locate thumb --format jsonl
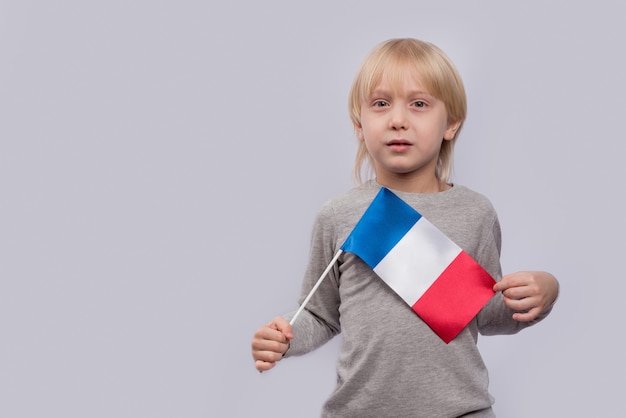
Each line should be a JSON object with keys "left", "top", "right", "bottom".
{"left": 270, "top": 316, "right": 294, "bottom": 341}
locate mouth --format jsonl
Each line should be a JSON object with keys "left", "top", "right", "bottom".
{"left": 387, "top": 139, "right": 413, "bottom": 152}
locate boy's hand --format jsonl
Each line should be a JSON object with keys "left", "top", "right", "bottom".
{"left": 493, "top": 271, "right": 559, "bottom": 322}
{"left": 252, "top": 316, "right": 293, "bottom": 372}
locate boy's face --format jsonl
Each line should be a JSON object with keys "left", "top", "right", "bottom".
{"left": 357, "top": 73, "right": 459, "bottom": 192}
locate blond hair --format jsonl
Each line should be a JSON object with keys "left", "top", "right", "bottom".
{"left": 348, "top": 38, "right": 467, "bottom": 184}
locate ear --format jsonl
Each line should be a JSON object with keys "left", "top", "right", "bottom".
{"left": 355, "top": 124, "right": 364, "bottom": 141}
{"left": 443, "top": 120, "right": 462, "bottom": 141}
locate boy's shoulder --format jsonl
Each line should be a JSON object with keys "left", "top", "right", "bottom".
{"left": 316, "top": 183, "right": 379, "bottom": 221}
{"left": 447, "top": 184, "right": 495, "bottom": 208}
{"left": 328, "top": 183, "right": 379, "bottom": 206}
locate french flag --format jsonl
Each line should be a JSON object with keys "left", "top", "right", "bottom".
{"left": 341, "top": 187, "right": 496, "bottom": 343}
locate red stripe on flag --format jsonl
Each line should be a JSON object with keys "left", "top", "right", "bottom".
{"left": 412, "top": 251, "right": 496, "bottom": 343}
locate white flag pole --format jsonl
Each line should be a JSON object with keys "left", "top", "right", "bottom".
{"left": 289, "top": 249, "right": 343, "bottom": 326}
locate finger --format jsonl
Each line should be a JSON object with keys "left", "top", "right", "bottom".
{"left": 494, "top": 271, "right": 532, "bottom": 292}
{"left": 511, "top": 307, "right": 541, "bottom": 322}
{"left": 256, "top": 327, "right": 288, "bottom": 345}
{"left": 492, "top": 281, "right": 507, "bottom": 293}
{"left": 503, "top": 294, "right": 548, "bottom": 322}
{"left": 255, "top": 359, "right": 276, "bottom": 372}
{"left": 255, "top": 320, "right": 291, "bottom": 344}
{"left": 502, "top": 295, "right": 538, "bottom": 312}
{"left": 251, "top": 338, "right": 290, "bottom": 358}
{"left": 501, "top": 285, "right": 533, "bottom": 300}
{"left": 253, "top": 346, "right": 286, "bottom": 362}
{"left": 252, "top": 342, "right": 290, "bottom": 372}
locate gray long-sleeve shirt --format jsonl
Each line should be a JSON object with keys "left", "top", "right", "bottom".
{"left": 284, "top": 181, "right": 550, "bottom": 417}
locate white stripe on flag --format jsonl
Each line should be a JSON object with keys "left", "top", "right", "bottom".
{"left": 374, "top": 217, "right": 462, "bottom": 306}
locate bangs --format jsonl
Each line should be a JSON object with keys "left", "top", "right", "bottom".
{"left": 356, "top": 46, "right": 440, "bottom": 103}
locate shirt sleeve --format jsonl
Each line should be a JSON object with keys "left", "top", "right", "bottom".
{"left": 283, "top": 201, "right": 342, "bottom": 357}
{"left": 476, "top": 208, "right": 553, "bottom": 335}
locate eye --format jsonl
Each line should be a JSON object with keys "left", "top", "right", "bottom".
{"left": 412, "top": 101, "right": 427, "bottom": 108}
{"left": 373, "top": 100, "right": 389, "bottom": 107}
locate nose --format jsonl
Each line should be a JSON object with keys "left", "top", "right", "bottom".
{"left": 389, "top": 106, "right": 408, "bottom": 130}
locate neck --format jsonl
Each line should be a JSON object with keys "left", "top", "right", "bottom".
{"left": 375, "top": 174, "right": 450, "bottom": 194}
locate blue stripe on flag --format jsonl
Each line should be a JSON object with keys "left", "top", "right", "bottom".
{"left": 340, "top": 188, "right": 421, "bottom": 268}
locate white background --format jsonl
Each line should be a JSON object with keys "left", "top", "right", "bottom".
{"left": 1, "top": 1, "right": 624, "bottom": 417}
